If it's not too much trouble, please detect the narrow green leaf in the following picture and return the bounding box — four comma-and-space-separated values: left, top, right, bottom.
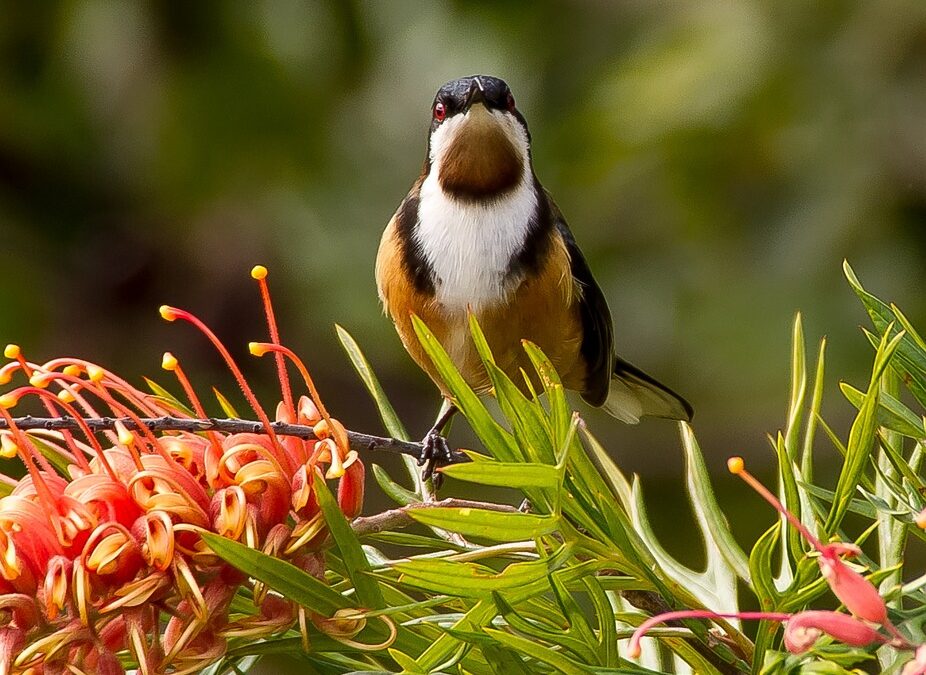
213, 387, 240, 418
784, 313, 807, 461
24, 433, 73, 476
584, 576, 618, 667
411, 314, 520, 461
826, 328, 904, 531
840, 382, 925, 439
201, 532, 346, 615
144, 377, 195, 416
395, 548, 571, 599
801, 337, 827, 480
749, 522, 782, 607
371, 463, 419, 505
521, 341, 571, 442
483, 628, 591, 674
845, 261, 926, 407
414, 598, 497, 670
336, 324, 410, 441
406, 507, 558, 540
439, 460, 561, 489
481, 643, 531, 675
314, 476, 385, 609
362, 531, 466, 551
389, 648, 424, 673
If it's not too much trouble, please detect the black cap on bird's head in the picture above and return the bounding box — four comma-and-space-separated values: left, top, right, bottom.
425, 75, 531, 200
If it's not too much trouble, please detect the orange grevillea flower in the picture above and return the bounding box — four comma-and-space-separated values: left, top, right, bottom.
0, 266, 367, 674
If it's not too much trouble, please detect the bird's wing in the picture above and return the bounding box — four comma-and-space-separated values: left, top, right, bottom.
548, 196, 614, 407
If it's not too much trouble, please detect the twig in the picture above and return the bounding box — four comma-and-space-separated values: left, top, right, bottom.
0, 415, 468, 464
351, 498, 518, 536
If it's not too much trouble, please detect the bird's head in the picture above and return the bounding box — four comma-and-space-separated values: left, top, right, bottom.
425, 75, 531, 200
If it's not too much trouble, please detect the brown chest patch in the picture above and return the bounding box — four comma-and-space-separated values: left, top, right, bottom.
438, 108, 523, 200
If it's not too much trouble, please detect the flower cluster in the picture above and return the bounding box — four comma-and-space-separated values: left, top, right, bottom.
0, 267, 365, 674
628, 457, 922, 670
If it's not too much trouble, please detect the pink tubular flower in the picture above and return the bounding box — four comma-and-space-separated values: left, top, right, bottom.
726, 458, 898, 627
0, 266, 368, 673
783, 610, 886, 653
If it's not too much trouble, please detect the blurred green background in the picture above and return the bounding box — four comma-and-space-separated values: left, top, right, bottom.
2, 0, 925, 624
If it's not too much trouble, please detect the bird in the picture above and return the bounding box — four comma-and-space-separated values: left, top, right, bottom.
376, 75, 692, 475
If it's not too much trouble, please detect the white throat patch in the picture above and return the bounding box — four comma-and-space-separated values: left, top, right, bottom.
415, 109, 536, 312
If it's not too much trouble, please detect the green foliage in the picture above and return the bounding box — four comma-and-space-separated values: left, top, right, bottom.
203, 264, 926, 674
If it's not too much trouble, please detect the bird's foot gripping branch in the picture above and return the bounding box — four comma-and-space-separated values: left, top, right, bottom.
2, 261, 926, 674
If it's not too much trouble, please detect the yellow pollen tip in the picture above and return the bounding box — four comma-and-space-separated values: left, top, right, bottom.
627, 645, 641, 659
63, 365, 82, 377
29, 373, 50, 389
727, 457, 745, 474
0, 372, 9, 386
249, 342, 269, 357
0, 393, 19, 409
57, 389, 76, 404
916, 509, 926, 530
115, 423, 135, 447
251, 265, 268, 280
159, 305, 178, 321
0, 435, 18, 459
161, 352, 178, 371
86, 365, 105, 383
3, 344, 21, 359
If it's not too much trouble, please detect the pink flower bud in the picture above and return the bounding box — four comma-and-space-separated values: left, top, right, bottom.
338, 459, 365, 519
784, 610, 885, 653
818, 549, 887, 624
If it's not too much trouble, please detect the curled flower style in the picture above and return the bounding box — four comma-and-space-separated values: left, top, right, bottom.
0, 266, 367, 674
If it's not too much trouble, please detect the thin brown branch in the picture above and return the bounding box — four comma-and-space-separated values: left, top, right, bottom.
0, 415, 468, 463
351, 498, 518, 536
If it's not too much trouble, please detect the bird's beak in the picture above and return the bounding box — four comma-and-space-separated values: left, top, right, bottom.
464, 78, 486, 110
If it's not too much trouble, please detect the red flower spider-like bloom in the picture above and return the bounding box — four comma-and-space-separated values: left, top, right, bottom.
0, 266, 379, 674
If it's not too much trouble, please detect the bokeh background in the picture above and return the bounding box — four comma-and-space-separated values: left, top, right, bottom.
1, 1, 925, 659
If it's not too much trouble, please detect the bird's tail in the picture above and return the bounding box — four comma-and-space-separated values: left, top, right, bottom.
600, 357, 693, 424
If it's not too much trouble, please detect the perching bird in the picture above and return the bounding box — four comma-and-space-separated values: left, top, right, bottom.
376, 75, 692, 472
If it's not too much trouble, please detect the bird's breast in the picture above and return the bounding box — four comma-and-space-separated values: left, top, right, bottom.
414, 174, 538, 312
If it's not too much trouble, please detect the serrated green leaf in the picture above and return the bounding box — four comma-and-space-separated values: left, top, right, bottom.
201, 532, 346, 615
439, 460, 561, 489
680, 423, 750, 582
213, 387, 240, 418
314, 475, 385, 609
406, 507, 558, 540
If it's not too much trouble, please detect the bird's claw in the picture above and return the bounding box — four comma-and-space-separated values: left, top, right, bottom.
419, 429, 452, 487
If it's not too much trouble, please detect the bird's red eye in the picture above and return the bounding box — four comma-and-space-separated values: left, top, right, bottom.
506, 92, 516, 112
433, 102, 446, 122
